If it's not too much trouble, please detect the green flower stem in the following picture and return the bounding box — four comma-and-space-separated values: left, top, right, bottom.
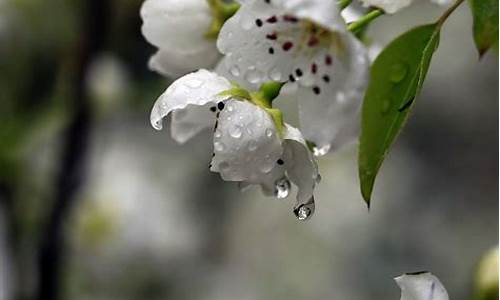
347, 9, 384, 34
338, 0, 353, 10
436, 0, 465, 28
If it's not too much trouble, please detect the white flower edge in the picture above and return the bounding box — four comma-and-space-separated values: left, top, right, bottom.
150, 69, 232, 143
395, 272, 449, 300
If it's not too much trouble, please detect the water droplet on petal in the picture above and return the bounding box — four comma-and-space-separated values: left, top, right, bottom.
336, 92, 346, 103
313, 145, 330, 157
214, 129, 222, 138
184, 79, 204, 89
214, 141, 225, 152
230, 65, 241, 77
265, 128, 274, 138
269, 67, 282, 81
245, 68, 263, 84
274, 178, 291, 199
293, 197, 315, 221
389, 63, 408, 83
248, 140, 258, 151
229, 126, 242, 139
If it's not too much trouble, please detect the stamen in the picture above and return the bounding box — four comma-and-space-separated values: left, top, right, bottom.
282, 41, 293, 51
289, 74, 296, 82
266, 32, 278, 40
266, 16, 277, 23
268, 47, 274, 54
210, 106, 216, 112
255, 19, 263, 27
295, 68, 303, 77
325, 55, 332, 66
313, 86, 321, 95
311, 63, 318, 74
283, 15, 298, 22
322, 75, 330, 83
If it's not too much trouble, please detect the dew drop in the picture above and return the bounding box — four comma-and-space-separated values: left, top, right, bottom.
336, 91, 346, 103
184, 78, 203, 89
214, 129, 222, 138
293, 197, 315, 221
245, 68, 263, 84
229, 126, 242, 139
389, 63, 408, 83
313, 145, 330, 157
265, 128, 274, 138
230, 65, 241, 77
269, 67, 282, 81
214, 141, 225, 152
248, 140, 258, 151
274, 178, 291, 199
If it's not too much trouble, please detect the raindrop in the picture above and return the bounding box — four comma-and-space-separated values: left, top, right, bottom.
214, 129, 222, 138
336, 92, 346, 103
389, 63, 408, 83
248, 140, 258, 151
214, 141, 225, 152
293, 197, 315, 221
274, 178, 291, 199
269, 67, 282, 81
229, 126, 242, 139
152, 120, 163, 130
245, 68, 263, 84
313, 145, 330, 157
265, 128, 274, 138
230, 65, 241, 77
184, 79, 204, 89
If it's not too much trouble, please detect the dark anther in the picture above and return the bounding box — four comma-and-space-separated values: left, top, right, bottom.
325, 55, 332, 66
289, 74, 296, 82
313, 86, 321, 95
282, 41, 293, 51
210, 106, 217, 112
255, 19, 263, 27
277, 159, 284, 165
295, 68, 303, 77
268, 47, 275, 54
311, 63, 317, 74
266, 32, 278, 40
322, 75, 330, 83
308, 36, 319, 47
217, 102, 225, 110
266, 16, 277, 23
283, 15, 298, 22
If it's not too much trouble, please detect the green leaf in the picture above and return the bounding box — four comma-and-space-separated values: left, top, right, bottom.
359, 24, 441, 206
468, 0, 499, 57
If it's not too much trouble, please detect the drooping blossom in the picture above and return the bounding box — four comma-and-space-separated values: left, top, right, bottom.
151, 69, 320, 220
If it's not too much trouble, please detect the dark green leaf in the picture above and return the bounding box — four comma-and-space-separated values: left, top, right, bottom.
469, 0, 499, 57
359, 24, 441, 206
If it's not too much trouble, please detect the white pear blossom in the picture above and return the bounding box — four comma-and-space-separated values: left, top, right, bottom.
151, 69, 320, 220
140, 0, 221, 78
395, 272, 449, 300
359, 0, 453, 14
217, 0, 370, 155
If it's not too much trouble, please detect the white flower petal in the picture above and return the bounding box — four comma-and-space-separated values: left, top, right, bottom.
170, 103, 217, 144
141, 0, 220, 77
359, 0, 412, 14
274, 0, 345, 31
150, 70, 232, 136
395, 272, 449, 300
210, 99, 285, 186
297, 33, 369, 152
283, 124, 319, 217
149, 44, 220, 78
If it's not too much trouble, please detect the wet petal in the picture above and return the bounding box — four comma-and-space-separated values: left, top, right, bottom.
282, 124, 319, 216
150, 69, 232, 135
141, 0, 219, 76
210, 100, 285, 186
395, 272, 449, 300
217, 0, 346, 87
297, 33, 369, 153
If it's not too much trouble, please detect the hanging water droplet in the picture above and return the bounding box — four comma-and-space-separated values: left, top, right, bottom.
269, 67, 282, 81
184, 78, 204, 89
265, 128, 274, 138
152, 120, 163, 130
229, 126, 242, 139
293, 197, 315, 221
381, 99, 391, 114
214, 129, 222, 138
230, 65, 241, 77
313, 145, 330, 157
248, 140, 258, 151
245, 68, 263, 84
274, 178, 291, 199
389, 63, 408, 83
214, 141, 225, 152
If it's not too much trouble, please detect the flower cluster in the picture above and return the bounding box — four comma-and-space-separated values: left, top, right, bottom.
140, 0, 453, 220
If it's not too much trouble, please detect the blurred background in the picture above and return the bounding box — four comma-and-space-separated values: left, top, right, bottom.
0, 0, 497, 300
